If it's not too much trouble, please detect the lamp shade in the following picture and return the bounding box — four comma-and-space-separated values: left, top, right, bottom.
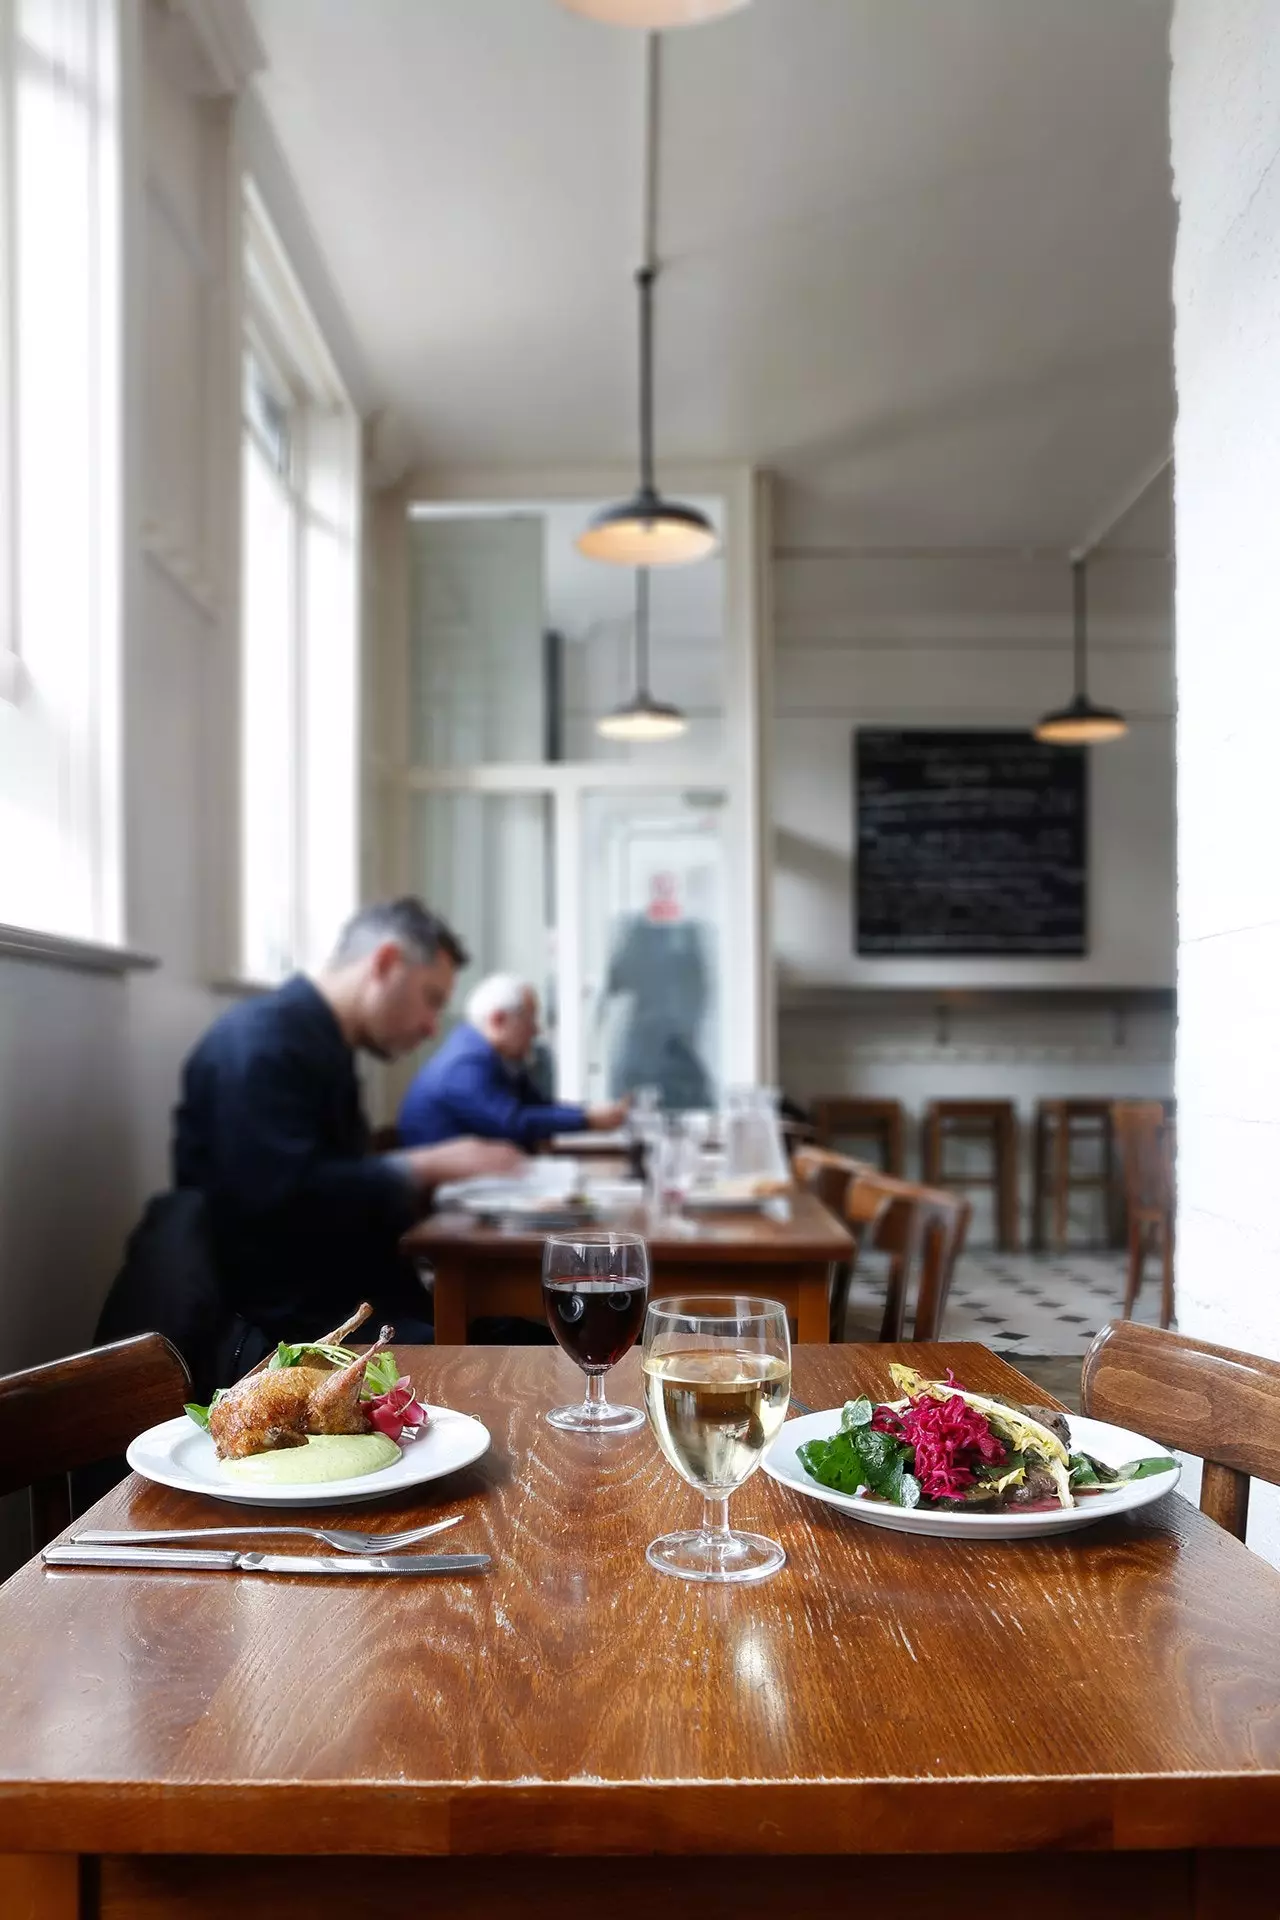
596, 693, 689, 741
559, 0, 748, 26
1033, 557, 1128, 746
576, 491, 718, 566
1033, 695, 1129, 746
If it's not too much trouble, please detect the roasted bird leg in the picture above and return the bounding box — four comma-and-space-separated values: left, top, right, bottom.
239, 1301, 374, 1382
307, 1329, 394, 1435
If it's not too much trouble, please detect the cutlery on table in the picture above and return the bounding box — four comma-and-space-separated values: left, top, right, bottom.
73, 1514, 464, 1554
43, 1543, 489, 1576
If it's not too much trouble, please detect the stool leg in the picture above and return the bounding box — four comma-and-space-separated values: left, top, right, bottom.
1159, 1220, 1175, 1330
999, 1116, 1019, 1252
923, 1113, 939, 1186
1032, 1112, 1046, 1252
1123, 1218, 1146, 1318
1052, 1116, 1070, 1252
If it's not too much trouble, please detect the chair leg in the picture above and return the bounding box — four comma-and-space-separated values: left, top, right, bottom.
1159, 1222, 1175, 1330
1123, 1221, 1146, 1318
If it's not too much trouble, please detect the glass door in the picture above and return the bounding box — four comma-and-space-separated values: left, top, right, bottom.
580, 788, 728, 1108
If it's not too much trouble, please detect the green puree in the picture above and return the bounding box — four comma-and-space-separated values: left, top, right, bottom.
222, 1433, 400, 1485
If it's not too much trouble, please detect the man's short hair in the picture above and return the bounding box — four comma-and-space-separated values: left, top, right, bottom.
466, 972, 534, 1027
328, 897, 470, 970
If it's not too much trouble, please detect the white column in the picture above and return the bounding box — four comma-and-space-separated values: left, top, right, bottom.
1172, 0, 1280, 1564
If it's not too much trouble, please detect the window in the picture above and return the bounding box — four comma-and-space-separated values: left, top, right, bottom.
240, 187, 359, 982
0, 0, 121, 943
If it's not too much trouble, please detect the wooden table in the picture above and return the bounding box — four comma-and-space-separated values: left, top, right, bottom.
2, 1342, 1279, 1918
407, 1188, 852, 1344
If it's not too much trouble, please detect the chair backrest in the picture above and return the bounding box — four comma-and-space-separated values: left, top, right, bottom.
1112, 1102, 1175, 1215
792, 1145, 873, 1218
845, 1170, 972, 1341
1082, 1319, 1280, 1540
0, 1333, 191, 1550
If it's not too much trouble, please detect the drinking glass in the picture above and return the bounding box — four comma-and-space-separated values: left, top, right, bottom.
641, 1295, 791, 1583
542, 1231, 650, 1433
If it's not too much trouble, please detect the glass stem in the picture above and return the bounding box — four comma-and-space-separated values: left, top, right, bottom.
703, 1494, 730, 1539
584, 1372, 608, 1413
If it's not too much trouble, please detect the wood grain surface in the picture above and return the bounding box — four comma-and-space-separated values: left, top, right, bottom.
409, 1189, 851, 1343
1083, 1318, 1280, 1538
0, 1342, 1278, 1866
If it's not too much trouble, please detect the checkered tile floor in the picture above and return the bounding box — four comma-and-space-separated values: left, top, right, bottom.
842, 1250, 1168, 1357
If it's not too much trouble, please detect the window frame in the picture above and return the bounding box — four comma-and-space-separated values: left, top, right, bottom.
237, 181, 360, 985
0, 0, 125, 953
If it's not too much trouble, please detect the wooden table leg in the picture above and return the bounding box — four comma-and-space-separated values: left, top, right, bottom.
0, 1855, 83, 1919
1031, 1108, 1047, 1251
430, 1254, 470, 1344
795, 1265, 832, 1343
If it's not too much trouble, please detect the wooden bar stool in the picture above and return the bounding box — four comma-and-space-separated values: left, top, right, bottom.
810, 1098, 906, 1176
1112, 1101, 1176, 1328
922, 1099, 1019, 1250
1032, 1099, 1120, 1251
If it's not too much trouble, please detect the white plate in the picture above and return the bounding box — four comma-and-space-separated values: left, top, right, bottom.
763, 1409, 1180, 1539
126, 1405, 491, 1510
683, 1187, 791, 1216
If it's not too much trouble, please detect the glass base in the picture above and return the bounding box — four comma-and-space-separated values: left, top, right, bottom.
546, 1401, 646, 1433
646, 1527, 786, 1584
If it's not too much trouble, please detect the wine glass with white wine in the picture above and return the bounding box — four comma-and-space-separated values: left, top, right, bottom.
641, 1296, 791, 1583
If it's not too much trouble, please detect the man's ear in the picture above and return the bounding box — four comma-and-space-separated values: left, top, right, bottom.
370, 939, 402, 982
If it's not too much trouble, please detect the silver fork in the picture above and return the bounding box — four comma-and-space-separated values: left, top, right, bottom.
72, 1513, 464, 1555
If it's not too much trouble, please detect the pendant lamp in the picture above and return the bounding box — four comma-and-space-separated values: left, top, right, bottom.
596, 568, 689, 741
1033, 558, 1128, 746
578, 36, 718, 567
559, 0, 748, 27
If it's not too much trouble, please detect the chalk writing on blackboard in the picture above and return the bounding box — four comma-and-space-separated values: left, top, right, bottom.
854, 729, 1087, 956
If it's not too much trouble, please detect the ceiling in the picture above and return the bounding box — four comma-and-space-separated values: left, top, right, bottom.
249, 0, 1174, 549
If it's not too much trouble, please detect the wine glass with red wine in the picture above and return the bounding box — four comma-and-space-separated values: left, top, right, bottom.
542, 1231, 650, 1433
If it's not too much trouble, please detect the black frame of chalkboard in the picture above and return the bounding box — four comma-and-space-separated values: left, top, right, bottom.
852, 727, 1089, 958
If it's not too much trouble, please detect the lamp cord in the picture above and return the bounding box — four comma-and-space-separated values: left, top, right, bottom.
634, 566, 651, 695
1072, 557, 1088, 700
636, 33, 661, 495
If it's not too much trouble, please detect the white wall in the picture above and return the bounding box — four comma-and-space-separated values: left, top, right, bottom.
771, 491, 1177, 1232
1171, 0, 1280, 1565
772, 511, 1176, 993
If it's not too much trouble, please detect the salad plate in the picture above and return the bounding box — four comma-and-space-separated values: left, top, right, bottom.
764, 1402, 1180, 1540
127, 1404, 491, 1510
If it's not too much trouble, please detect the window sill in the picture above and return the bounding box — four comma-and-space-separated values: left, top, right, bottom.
0, 924, 159, 976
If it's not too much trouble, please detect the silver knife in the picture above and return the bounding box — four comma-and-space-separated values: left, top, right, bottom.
42, 1543, 489, 1575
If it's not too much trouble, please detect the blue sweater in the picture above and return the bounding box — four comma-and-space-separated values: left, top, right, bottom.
398, 1023, 587, 1150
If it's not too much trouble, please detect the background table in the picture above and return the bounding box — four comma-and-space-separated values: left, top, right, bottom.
1, 1342, 1278, 1918
406, 1188, 853, 1343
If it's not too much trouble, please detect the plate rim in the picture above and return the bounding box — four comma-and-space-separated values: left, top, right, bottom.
125, 1402, 491, 1508
763, 1406, 1180, 1535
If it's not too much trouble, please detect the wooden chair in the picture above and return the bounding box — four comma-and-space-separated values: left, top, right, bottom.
846, 1170, 972, 1344
792, 1147, 881, 1338
811, 1098, 905, 1175
922, 1099, 1018, 1249
1112, 1101, 1175, 1327
0, 1333, 190, 1552
796, 1149, 970, 1344
1082, 1319, 1280, 1540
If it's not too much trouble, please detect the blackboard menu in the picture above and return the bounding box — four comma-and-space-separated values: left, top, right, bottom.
855, 729, 1087, 956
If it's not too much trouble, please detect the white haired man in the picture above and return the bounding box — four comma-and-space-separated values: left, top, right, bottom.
397, 972, 627, 1150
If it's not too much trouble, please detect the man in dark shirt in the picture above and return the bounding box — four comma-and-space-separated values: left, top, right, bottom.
173, 898, 521, 1350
